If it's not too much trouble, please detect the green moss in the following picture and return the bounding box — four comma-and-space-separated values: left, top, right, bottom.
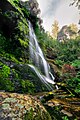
17, 16, 29, 36
72, 60, 80, 68
0, 64, 14, 91
20, 79, 35, 94
7, 0, 24, 16
0, 52, 20, 64
19, 38, 28, 47
24, 106, 52, 120
3, 98, 17, 103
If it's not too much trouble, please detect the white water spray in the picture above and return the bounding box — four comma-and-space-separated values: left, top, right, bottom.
28, 21, 57, 90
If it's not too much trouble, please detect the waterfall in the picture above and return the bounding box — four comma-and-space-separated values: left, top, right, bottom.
28, 21, 56, 90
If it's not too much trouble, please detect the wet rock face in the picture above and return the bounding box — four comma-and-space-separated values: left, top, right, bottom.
0, 0, 17, 37
0, 0, 14, 12
0, 92, 51, 120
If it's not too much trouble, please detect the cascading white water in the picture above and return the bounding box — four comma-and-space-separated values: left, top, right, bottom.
28, 21, 56, 90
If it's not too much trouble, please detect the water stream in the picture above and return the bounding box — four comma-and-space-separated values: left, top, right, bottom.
28, 21, 56, 90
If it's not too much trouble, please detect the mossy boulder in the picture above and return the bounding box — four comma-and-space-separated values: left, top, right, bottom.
0, 0, 29, 60
0, 92, 51, 120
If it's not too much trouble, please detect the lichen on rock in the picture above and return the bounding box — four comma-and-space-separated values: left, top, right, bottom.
0, 92, 51, 120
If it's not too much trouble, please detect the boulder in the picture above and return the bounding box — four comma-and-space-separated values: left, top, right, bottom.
0, 92, 51, 120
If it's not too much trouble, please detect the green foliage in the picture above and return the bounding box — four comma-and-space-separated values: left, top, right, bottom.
0, 64, 14, 91
0, 62, 35, 94
51, 38, 80, 95
19, 38, 28, 48
0, 31, 21, 60
24, 108, 34, 120
8, 0, 24, 16
66, 72, 80, 94
62, 116, 69, 120
20, 80, 35, 94
24, 106, 51, 120
21, 5, 30, 18
17, 17, 29, 35
33, 21, 80, 95
0, 33, 7, 51
1, 65, 10, 77
55, 59, 64, 67
71, 60, 80, 68
4, 10, 19, 21
41, 34, 80, 95
0, 1, 29, 60
45, 37, 80, 62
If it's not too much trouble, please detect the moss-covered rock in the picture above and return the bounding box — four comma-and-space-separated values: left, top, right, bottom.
0, 0, 51, 93
0, 0, 32, 93
0, 92, 51, 120
0, 0, 29, 60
